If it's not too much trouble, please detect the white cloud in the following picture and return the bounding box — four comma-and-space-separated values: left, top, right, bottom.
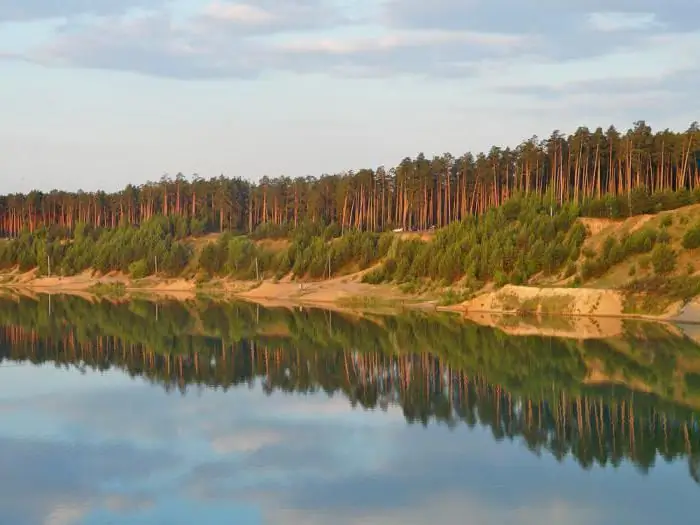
203, 2, 275, 24
587, 11, 661, 32
275, 28, 529, 54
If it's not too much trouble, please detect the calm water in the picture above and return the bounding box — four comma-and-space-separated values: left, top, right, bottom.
0, 295, 698, 525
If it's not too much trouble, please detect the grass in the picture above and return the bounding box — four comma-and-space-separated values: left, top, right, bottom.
88, 281, 127, 297
437, 288, 474, 306
336, 295, 399, 309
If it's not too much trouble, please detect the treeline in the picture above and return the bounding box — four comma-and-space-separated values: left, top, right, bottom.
5, 190, 700, 284
2, 304, 699, 480
2, 121, 699, 237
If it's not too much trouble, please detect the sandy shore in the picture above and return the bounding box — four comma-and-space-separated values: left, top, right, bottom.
0, 269, 425, 309
2, 270, 699, 329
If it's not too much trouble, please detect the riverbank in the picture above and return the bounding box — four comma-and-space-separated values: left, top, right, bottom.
0, 268, 427, 309
2, 268, 699, 324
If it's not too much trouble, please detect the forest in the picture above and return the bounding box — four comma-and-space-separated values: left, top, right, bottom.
2, 120, 699, 237
2, 120, 700, 290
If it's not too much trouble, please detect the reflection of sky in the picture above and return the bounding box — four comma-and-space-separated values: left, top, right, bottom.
0, 363, 696, 525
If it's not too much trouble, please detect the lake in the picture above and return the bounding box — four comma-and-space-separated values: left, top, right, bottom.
0, 294, 698, 524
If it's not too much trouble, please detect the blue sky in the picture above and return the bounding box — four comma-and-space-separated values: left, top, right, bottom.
0, 363, 698, 524
1, 1, 699, 194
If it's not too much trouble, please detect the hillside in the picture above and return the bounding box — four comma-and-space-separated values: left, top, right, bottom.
456, 203, 700, 319
2, 194, 700, 319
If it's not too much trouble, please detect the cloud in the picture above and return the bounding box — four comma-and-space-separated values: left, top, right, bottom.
2, 1, 535, 79
22, 12, 265, 79
587, 11, 661, 32
275, 29, 528, 54
0, 0, 167, 22
1, 0, 699, 85
199, 0, 346, 33
203, 2, 275, 24
382, 0, 697, 33
381, 0, 699, 60
3, 0, 697, 85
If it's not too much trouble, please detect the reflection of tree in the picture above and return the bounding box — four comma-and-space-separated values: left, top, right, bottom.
1, 295, 700, 485
691, 455, 700, 484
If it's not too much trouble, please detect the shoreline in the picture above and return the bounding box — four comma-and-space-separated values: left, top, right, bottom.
6, 275, 700, 344
2, 271, 699, 326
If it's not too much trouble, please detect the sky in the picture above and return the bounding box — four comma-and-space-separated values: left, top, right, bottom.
0, 363, 697, 525
1, 0, 699, 194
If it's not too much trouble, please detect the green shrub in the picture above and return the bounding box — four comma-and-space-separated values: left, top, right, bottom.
651, 243, 677, 275
682, 225, 700, 249
657, 228, 671, 244
128, 259, 149, 279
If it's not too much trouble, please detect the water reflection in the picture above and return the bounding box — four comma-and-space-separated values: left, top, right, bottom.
0, 294, 698, 524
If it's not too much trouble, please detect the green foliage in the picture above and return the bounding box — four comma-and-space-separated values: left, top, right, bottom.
128, 260, 149, 279
87, 281, 127, 297
650, 243, 676, 275
682, 224, 700, 249
580, 228, 659, 281
367, 195, 586, 286
0, 217, 193, 277
580, 188, 700, 219
660, 214, 673, 227
623, 276, 700, 314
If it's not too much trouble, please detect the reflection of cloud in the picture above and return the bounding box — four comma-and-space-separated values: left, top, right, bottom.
0, 435, 172, 525
264, 492, 602, 525
2, 365, 696, 525
44, 504, 88, 525
211, 430, 281, 454
278, 393, 405, 421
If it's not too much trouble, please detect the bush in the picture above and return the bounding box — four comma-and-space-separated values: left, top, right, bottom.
660, 214, 673, 227
128, 259, 149, 279
651, 243, 677, 275
657, 228, 671, 244
682, 225, 700, 249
